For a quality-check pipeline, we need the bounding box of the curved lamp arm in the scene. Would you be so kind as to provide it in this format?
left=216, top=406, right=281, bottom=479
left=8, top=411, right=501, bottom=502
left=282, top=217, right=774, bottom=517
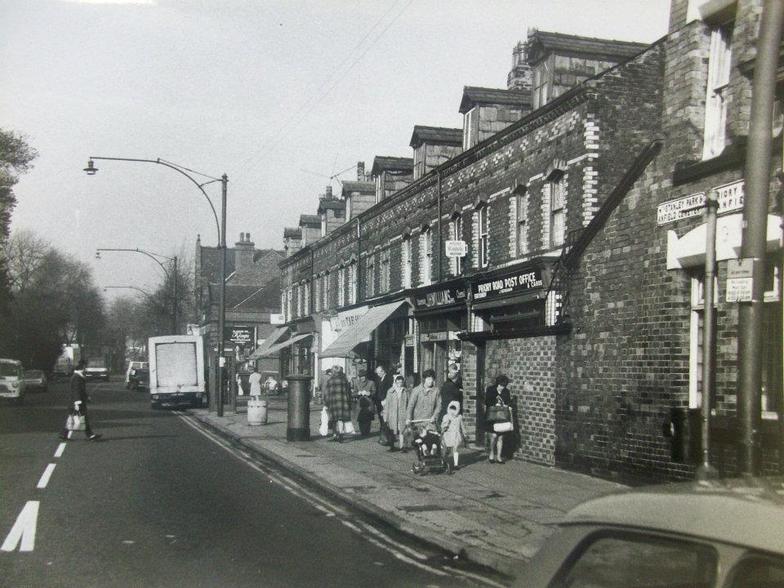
left=85, top=156, right=222, bottom=244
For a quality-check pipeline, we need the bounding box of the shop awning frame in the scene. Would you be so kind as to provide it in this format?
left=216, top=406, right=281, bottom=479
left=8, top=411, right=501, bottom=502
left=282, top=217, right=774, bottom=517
left=257, top=332, right=313, bottom=358
left=321, top=299, right=409, bottom=358
left=248, top=326, right=289, bottom=359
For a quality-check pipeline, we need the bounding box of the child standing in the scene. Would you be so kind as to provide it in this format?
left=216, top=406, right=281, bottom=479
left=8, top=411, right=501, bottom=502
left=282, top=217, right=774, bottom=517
left=440, top=400, right=466, bottom=472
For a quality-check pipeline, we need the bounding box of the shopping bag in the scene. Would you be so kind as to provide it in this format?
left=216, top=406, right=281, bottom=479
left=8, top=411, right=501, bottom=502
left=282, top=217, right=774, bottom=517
left=486, top=405, right=510, bottom=423
left=344, top=421, right=356, bottom=435
left=493, top=421, right=513, bottom=433
left=66, top=412, right=85, bottom=431
left=319, top=407, right=330, bottom=437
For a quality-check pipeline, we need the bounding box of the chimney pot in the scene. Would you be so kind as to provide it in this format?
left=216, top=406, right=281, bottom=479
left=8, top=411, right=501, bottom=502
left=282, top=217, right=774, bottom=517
left=357, top=161, right=365, bottom=181
left=326, top=185, right=333, bottom=198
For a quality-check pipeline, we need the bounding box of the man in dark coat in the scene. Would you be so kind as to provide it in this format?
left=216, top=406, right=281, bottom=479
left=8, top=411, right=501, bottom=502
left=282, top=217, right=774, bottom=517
left=60, top=359, right=101, bottom=440
left=323, top=365, right=352, bottom=442
left=374, top=364, right=394, bottom=444
left=438, top=364, right=463, bottom=425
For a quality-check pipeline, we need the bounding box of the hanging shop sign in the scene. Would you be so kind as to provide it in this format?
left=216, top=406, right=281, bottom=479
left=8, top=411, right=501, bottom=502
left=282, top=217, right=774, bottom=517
left=224, top=326, right=256, bottom=346
left=472, top=268, right=544, bottom=300
left=414, top=286, right=467, bottom=310
left=421, top=332, right=448, bottom=343
left=656, top=180, right=744, bottom=225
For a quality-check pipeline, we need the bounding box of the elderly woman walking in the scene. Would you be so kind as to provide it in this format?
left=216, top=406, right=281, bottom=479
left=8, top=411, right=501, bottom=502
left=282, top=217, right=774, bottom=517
left=382, top=374, right=409, bottom=451
left=324, top=365, right=352, bottom=442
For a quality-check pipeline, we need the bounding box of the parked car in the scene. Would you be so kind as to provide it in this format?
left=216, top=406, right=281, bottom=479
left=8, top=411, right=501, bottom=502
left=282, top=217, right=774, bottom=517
left=517, top=476, right=784, bottom=588
left=125, top=361, right=148, bottom=388
left=131, top=368, right=149, bottom=392
left=84, top=358, right=110, bottom=381
left=0, top=359, right=26, bottom=404
left=23, top=369, right=48, bottom=392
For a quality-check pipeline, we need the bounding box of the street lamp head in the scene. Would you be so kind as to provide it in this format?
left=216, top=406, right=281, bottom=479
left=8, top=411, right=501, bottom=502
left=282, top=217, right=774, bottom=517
left=84, top=159, right=98, bottom=175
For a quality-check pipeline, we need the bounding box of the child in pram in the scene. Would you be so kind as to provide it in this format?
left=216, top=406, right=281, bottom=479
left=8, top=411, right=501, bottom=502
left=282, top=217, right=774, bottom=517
left=409, top=419, right=452, bottom=475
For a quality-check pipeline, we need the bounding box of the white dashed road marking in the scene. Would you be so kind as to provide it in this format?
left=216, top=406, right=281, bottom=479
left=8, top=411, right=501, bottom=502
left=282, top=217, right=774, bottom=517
left=54, top=443, right=66, bottom=458
left=36, top=464, right=57, bottom=489
left=1, top=501, right=39, bottom=552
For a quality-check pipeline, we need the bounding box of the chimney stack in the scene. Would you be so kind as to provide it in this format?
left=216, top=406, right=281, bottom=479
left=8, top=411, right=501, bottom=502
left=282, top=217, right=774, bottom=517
left=325, top=185, right=333, bottom=199
left=357, top=161, right=365, bottom=181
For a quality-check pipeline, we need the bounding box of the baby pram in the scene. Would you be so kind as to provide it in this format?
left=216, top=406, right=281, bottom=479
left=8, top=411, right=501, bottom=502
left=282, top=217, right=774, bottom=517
left=408, top=419, right=452, bottom=475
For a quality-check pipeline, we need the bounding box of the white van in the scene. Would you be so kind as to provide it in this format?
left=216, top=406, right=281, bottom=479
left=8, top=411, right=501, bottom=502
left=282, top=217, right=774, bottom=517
left=0, top=359, right=26, bottom=404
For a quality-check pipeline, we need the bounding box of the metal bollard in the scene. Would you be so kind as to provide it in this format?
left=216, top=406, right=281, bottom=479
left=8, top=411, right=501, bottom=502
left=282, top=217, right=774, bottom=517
left=286, top=375, right=312, bottom=441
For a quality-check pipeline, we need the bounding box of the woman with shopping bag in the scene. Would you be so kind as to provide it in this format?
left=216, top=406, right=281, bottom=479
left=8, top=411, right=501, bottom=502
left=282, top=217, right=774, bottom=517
left=484, top=374, right=512, bottom=463
left=59, top=359, right=101, bottom=441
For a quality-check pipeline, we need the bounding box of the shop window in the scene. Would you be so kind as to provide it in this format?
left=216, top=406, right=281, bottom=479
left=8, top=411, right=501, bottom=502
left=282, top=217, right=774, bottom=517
left=703, top=23, right=733, bottom=160
left=379, top=248, right=390, bottom=293
left=516, top=186, right=529, bottom=256
left=478, top=205, right=489, bottom=268
left=402, top=237, right=412, bottom=289
left=348, top=262, right=357, bottom=305
left=366, top=254, right=376, bottom=298
left=548, top=171, right=566, bottom=248
left=450, top=214, right=464, bottom=275
left=689, top=272, right=717, bottom=409
left=420, top=228, right=432, bottom=285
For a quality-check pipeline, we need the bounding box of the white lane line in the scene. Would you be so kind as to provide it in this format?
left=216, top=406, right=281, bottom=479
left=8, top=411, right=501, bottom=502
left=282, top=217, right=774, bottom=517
left=54, top=443, right=66, bottom=458
left=357, top=520, right=428, bottom=561
left=1, top=501, right=39, bottom=552
left=442, top=565, right=508, bottom=588
left=36, top=464, right=57, bottom=489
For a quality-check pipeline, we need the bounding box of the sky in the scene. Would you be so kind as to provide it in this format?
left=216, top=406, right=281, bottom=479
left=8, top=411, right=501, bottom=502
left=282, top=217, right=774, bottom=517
left=2, top=0, right=671, bottom=299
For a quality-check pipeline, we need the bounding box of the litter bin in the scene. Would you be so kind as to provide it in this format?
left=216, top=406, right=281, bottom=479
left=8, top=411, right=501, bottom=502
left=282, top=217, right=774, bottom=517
left=247, top=397, right=268, bottom=426
left=286, top=375, right=312, bottom=441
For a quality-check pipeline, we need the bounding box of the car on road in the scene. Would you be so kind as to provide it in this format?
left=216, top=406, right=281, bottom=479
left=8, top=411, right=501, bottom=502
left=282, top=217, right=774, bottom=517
left=23, top=369, right=48, bottom=392
left=125, top=361, right=148, bottom=389
left=84, top=358, right=110, bottom=381
left=0, top=359, right=26, bottom=404
left=517, top=476, right=784, bottom=588
left=131, top=367, right=149, bottom=392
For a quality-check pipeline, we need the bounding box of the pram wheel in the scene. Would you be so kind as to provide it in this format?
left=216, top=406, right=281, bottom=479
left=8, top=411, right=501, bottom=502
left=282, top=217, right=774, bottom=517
left=412, top=461, right=425, bottom=475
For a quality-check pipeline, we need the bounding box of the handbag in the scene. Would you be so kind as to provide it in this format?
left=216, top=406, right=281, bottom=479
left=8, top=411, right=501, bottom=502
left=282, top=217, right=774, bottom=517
left=319, top=407, right=329, bottom=437
left=493, top=421, right=513, bottom=433
left=486, top=405, right=510, bottom=423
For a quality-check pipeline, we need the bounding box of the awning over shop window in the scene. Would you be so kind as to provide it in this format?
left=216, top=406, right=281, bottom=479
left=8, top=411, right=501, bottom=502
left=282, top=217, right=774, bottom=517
left=248, top=327, right=289, bottom=359
left=257, top=333, right=312, bottom=358
left=472, top=291, right=544, bottom=313
left=321, top=300, right=408, bottom=358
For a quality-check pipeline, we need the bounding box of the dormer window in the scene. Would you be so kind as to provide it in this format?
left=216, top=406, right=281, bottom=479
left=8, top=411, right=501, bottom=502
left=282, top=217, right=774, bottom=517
left=463, top=107, right=478, bottom=150
left=532, top=60, right=551, bottom=109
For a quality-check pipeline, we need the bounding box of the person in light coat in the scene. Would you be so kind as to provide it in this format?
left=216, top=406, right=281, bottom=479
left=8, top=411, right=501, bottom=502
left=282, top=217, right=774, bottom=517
left=382, top=374, right=409, bottom=451
left=440, top=400, right=467, bottom=471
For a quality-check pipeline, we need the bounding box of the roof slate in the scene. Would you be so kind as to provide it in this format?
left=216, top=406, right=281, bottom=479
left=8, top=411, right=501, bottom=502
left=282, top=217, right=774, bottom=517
left=341, top=181, right=375, bottom=195
left=409, top=125, right=463, bottom=148
left=318, top=198, right=346, bottom=212
left=299, top=214, right=321, bottom=227
left=371, top=156, right=414, bottom=176
left=459, top=86, right=531, bottom=114
left=528, top=30, right=648, bottom=63
left=284, top=227, right=302, bottom=239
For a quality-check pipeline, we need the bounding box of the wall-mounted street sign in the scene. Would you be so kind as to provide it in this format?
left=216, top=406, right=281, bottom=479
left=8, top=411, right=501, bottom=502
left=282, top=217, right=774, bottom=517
left=657, top=180, right=745, bottom=225
left=726, top=258, right=754, bottom=303
left=445, top=240, right=467, bottom=258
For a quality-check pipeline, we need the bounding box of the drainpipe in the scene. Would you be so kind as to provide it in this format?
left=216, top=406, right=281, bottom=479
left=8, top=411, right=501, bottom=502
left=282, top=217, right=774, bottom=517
left=737, top=0, right=783, bottom=476
left=697, top=191, right=719, bottom=481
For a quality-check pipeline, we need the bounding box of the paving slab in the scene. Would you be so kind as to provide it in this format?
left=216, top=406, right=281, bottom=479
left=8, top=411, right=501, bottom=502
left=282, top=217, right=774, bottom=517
left=187, top=398, right=623, bottom=576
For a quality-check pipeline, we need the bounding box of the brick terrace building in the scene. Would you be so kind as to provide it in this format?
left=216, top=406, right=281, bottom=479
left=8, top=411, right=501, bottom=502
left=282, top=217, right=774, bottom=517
left=278, top=2, right=783, bottom=483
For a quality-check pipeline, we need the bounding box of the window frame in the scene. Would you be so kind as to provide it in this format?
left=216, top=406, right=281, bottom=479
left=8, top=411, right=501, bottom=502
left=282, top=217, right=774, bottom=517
left=702, top=22, right=733, bottom=160
left=549, top=172, right=566, bottom=248
left=478, top=205, right=489, bottom=268
left=420, top=227, right=433, bottom=285
left=402, top=237, right=412, bottom=289
left=516, top=187, right=529, bottom=256
left=450, top=214, right=464, bottom=275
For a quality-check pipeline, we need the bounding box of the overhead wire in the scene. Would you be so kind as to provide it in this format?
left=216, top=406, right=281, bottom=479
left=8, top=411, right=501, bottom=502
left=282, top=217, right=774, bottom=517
left=232, top=0, right=412, bottom=183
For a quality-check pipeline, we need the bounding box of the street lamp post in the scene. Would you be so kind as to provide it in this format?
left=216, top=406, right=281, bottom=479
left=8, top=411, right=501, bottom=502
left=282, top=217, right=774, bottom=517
left=85, top=156, right=228, bottom=417
left=97, top=248, right=178, bottom=334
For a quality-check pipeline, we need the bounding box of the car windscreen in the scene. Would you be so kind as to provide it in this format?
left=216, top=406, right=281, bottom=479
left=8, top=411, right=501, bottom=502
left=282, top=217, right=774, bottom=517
left=0, top=363, right=20, bottom=377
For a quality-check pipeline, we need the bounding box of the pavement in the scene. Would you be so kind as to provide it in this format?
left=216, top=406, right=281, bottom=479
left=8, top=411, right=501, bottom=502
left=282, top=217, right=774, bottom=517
left=187, top=395, right=625, bottom=577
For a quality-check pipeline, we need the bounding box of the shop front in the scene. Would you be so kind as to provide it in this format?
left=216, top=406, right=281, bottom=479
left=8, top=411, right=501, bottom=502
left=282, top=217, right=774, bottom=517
left=412, top=281, right=468, bottom=386
left=462, top=260, right=567, bottom=465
